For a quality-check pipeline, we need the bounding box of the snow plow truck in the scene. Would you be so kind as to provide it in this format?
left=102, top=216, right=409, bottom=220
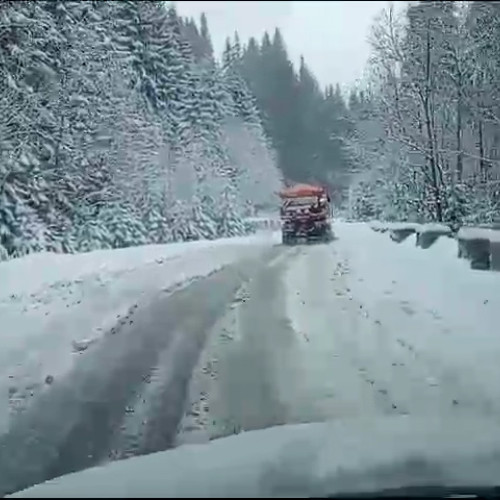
left=279, top=184, right=334, bottom=245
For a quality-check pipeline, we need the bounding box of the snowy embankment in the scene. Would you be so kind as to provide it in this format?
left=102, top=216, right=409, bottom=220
left=0, top=232, right=279, bottom=435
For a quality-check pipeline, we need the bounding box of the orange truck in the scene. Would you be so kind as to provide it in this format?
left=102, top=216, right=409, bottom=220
left=278, top=183, right=333, bottom=245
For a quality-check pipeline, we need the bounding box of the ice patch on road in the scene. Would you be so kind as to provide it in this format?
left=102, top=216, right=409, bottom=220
left=0, top=232, right=280, bottom=435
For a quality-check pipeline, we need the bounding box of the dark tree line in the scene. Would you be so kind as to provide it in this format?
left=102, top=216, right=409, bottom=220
left=222, top=28, right=354, bottom=203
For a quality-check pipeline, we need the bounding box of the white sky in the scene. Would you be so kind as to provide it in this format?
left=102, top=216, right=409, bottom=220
left=175, top=1, right=398, bottom=89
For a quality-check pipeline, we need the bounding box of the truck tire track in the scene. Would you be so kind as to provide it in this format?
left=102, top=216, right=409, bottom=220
left=0, top=247, right=284, bottom=497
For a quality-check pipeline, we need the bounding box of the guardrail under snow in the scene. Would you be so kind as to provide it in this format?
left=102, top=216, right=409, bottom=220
left=370, top=221, right=500, bottom=272
left=245, top=217, right=281, bottom=231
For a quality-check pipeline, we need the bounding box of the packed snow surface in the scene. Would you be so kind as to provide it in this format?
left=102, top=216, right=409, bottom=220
left=177, top=222, right=500, bottom=447
left=281, top=222, right=500, bottom=422
left=369, top=221, right=422, bottom=232
left=329, top=224, right=500, bottom=414
left=2, top=221, right=500, bottom=456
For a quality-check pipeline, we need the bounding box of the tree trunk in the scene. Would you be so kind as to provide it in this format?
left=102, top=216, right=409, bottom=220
left=456, top=88, right=463, bottom=182
left=423, top=22, right=442, bottom=222
left=478, top=119, right=486, bottom=182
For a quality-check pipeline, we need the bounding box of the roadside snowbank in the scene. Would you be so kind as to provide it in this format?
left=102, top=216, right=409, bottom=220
left=369, top=221, right=422, bottom=233
left=0, top=232, right=279, bottom=435
left=458, top=227, right=500, bottom=242
left=370, top=222, right=451, bottom=235
left=417, top=223, right=452, bottom=235
left=0, top=233, right=276, bottom=301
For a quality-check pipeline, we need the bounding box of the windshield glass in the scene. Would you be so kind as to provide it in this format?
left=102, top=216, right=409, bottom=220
left=1, top=0, right=500, bottom=497
left=284, top=196, right=318, bottom=207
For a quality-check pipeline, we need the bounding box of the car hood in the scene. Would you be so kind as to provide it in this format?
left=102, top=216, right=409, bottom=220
left=11, top=415, right=500, bottom=498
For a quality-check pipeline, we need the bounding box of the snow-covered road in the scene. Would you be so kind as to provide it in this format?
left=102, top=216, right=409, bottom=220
left=179, top=223, right=500, bottom=445
left=1, top=223, right=500, bottom=496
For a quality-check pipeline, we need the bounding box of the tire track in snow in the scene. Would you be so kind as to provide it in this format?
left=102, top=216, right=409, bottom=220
left=0, top=247, right=283, bottom=497
left=118, top=246, right=300, bottom=456
left=175, top=245, right=303, bottom=443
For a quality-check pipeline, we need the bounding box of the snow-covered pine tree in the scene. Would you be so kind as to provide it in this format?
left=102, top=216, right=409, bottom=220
left=0, top=1, right=285, bottom=257
left=0, top=1, right=61, bottom=256
left=190, top=187, right=218, bottom=240
left=100, top=203, right=148, bottom=249
left=162, top=4, right=193, bottom=142
left=220, top=116, right=281, bottom=213
left=39, top=1, right=118, bottom=244
left=218, top=36, right=282, bottom=217
left=69, top=204, right=113, bottom=252
left=7, top=201, right=48, bottom=258
left=142, top=200, right=170, bottom=244
left=215, top=182, right=246, bottom=237
left=168, top=200, right=191, bottom=242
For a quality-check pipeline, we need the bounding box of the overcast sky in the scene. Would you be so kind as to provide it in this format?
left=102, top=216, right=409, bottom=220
left=175, top=1, right=396, bottom=90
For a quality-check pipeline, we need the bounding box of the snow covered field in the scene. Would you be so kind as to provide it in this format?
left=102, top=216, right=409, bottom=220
left=0, top=231, right=279, bottom=435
